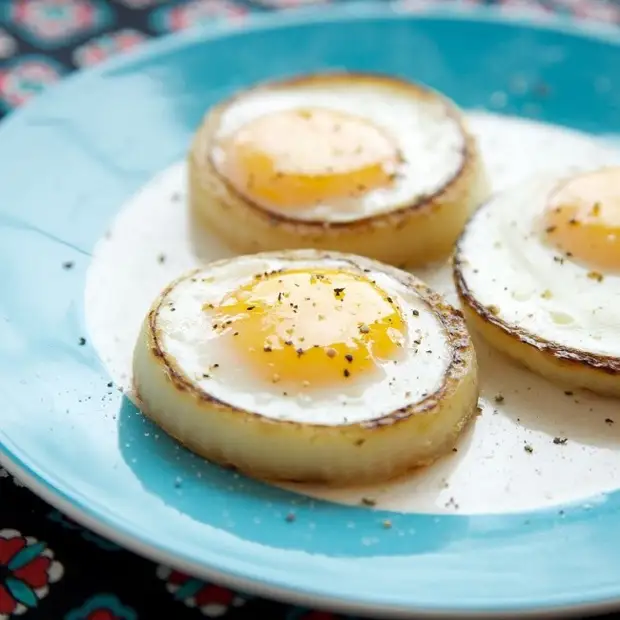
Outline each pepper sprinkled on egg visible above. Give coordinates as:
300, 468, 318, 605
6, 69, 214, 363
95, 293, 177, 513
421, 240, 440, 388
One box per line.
454, 166, 620, 397
208, 268, 407, 386
133, 250, 479, 485
189, 73, 489, 267
543, 167, 620, 274
216, 107, 404, 210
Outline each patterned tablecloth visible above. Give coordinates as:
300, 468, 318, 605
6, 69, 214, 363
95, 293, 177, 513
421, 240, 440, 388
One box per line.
1, 0, 620, 618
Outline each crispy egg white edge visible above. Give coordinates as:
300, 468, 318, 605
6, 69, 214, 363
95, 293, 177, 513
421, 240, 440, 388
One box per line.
151, 253, 453, 426
456, 171, 620, 357
209, 80, 465, 222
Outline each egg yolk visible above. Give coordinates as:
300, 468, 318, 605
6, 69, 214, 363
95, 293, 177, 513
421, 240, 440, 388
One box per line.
216, 107, 401, 209
543, 167, 620, 272
209, 268, 407, 386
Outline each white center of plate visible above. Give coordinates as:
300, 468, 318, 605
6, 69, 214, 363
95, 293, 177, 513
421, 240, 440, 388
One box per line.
85, 111, 620, 515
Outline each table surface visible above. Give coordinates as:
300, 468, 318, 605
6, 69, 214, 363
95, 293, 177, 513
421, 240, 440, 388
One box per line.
1, 0, 620, 618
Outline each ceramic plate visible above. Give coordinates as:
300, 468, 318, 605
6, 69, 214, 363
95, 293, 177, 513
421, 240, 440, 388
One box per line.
3, 3, 620, 617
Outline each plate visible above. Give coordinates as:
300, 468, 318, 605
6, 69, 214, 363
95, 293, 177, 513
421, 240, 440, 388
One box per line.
2, 3, 620, 618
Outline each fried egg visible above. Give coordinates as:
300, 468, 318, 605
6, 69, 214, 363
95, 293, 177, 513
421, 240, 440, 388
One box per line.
133, 250, 479, 484
189, 73, 489, 267
454, 166, 620, 397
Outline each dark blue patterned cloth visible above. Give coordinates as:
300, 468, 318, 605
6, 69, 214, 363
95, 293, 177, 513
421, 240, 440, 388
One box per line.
1, 0, 620, 618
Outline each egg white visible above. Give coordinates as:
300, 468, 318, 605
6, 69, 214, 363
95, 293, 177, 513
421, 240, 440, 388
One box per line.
210, 77, 466, 223
455, 171, 620, 358
148, 252, 451, 425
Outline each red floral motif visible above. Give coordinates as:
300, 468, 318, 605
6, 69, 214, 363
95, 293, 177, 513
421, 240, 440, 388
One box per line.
72, 29, 147, 67
0, 57, 63, 108
168, 571, 237, 607
8, 0, 111, 46
157, 565, 247, 617
0, 585, 16, 616
87, 611, 115, 620
0, 529, 63, 617
152, 0, 246, 33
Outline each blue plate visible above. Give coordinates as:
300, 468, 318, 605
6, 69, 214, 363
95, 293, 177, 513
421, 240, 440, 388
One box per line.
2, 4, 620, 617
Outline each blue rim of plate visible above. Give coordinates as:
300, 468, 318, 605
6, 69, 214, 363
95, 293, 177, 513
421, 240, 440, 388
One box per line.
1, 3, 620, 618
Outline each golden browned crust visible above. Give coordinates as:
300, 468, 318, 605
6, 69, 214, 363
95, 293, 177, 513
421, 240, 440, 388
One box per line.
188, 72, 489, 267
147, 250, 474, 431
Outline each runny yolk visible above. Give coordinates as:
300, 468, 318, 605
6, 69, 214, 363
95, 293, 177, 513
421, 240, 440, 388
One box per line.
216, 107, 401, 210
543, 167, 620, 273
208, 268, 407, 386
